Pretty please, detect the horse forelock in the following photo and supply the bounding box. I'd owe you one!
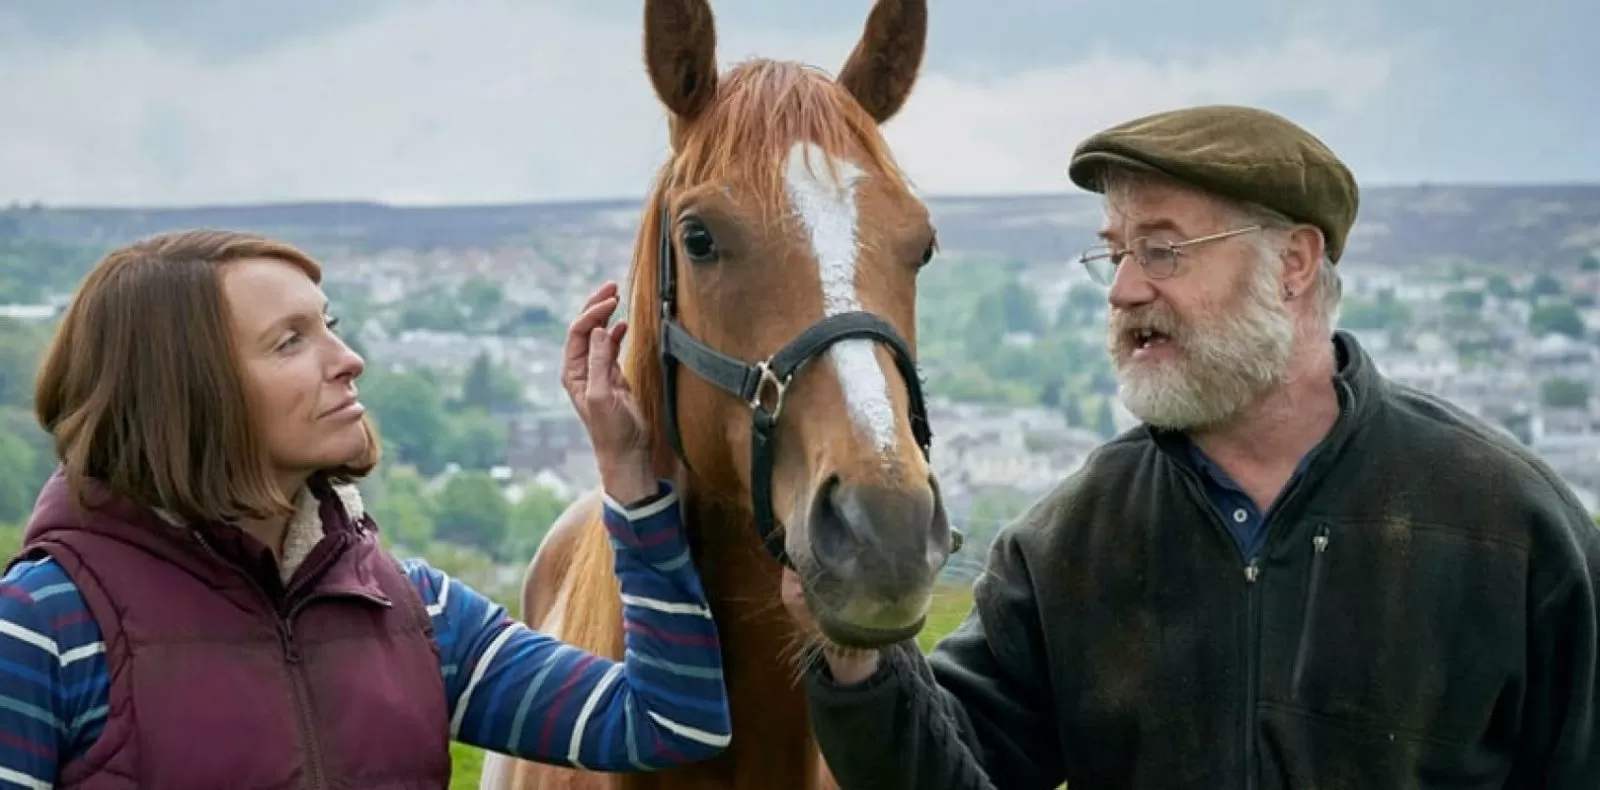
[668,58,913,221]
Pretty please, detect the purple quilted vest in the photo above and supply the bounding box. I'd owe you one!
[19,470,453,789]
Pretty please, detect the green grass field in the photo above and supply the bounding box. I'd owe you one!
[447,583,977,789]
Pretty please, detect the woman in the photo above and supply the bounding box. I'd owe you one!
[0,230,730,788]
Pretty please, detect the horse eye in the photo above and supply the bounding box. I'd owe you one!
[680,219,718,263]
[920,241,936,266]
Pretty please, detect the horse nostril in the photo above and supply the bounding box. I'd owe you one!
[807,474,859,572]
[807,476,943,591]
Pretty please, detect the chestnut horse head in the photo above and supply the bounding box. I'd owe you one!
[626,0,955,647]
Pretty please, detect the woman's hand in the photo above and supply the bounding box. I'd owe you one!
[563,282,654,504]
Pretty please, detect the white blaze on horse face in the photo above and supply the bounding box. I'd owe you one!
[783,141,898,454]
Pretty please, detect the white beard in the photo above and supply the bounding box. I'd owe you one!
[1109,258,1297,431]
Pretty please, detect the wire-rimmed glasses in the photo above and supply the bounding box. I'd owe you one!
[1078,225,1262,286]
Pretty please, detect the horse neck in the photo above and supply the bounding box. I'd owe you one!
[680,487,787,615]
[656,484,825,785]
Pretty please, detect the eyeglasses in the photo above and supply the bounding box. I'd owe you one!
[1078,225,1262,286]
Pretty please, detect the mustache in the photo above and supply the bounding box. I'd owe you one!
[1109,304,1185,340]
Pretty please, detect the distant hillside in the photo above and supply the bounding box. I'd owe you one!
[5,183,1600,272]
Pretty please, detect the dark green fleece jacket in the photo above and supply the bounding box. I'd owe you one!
[803,331,1600,790]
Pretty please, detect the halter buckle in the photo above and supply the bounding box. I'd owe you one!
[749,360,791,419]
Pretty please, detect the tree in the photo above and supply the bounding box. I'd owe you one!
[1580,253,1600,272]
[971,280,1046,338]
[1095,398,1117,438]
[1338,292,1411,331]
[362,369,450,473]
[1529,273,1564,298]
[502,305,559,337]
[398,290,468,332]
[434,471,509,555]
[0,409,56,485]
[0,318,46,408]
[460,353,495,413]
[1055,283,1104,328]
[443,409,507,471]
[458,352,524,413]
[1485,275,1515,299]
[964,489,1034,543]
[423,541,519,610]
[365,467,436,551]
[458,277,504,320]
[1540,376,1589,409]
[1441,289,1484,312]
[1529,302,1585,339]
[0,426,37,524]
[499,484,573,562]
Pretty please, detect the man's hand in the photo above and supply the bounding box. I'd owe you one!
[780,567,883,685]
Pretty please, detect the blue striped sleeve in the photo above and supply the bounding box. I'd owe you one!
[410,480,731,771]
[0,557,110,789]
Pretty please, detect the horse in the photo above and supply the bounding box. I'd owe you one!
[479,0,954,787]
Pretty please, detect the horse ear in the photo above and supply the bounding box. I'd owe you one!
[836,0,927,124]
[643,0,719,122]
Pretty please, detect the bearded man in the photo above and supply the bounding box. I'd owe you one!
[783,105,1600,790]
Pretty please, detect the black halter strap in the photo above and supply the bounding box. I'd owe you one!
[653,204,936,568]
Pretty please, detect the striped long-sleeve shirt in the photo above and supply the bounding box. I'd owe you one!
[0,480,729,788]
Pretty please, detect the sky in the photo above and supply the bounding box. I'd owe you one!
[0,0,1594,207]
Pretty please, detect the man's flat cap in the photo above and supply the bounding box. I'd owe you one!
[1067,105,1359,263]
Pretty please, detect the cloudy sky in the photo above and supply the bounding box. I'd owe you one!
[1,0,1593,207]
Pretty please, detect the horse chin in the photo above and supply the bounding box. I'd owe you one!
[814,610,927,651]
[795,568,933,650]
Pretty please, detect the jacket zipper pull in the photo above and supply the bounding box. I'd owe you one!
[1313,524,1330,553]
[1244,560,1260,583]
[279,621,301,663]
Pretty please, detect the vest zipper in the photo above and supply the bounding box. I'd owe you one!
[283,633,327,790]
[1290,524,1331,700]
[192,531,330,790]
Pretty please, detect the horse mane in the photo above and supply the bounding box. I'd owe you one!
[549,57,914,661]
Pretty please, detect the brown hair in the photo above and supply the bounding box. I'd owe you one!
[34,229,381,524]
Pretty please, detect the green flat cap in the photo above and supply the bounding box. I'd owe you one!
[1067,105,1359,263]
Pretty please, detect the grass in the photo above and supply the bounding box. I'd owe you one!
[447,584,977,789]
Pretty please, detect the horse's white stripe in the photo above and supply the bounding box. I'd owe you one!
[567,663,624,766]
[620,594,712,618]
[647,710,733,748]
[784,141,898,453]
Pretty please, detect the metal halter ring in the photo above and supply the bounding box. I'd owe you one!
[749,360,791,419]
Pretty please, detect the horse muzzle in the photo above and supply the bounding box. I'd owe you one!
[793,474,953,648]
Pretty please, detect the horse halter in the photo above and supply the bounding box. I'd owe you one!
[653,203,936,569]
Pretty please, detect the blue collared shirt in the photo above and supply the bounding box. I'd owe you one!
[1184,440,1317,561]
